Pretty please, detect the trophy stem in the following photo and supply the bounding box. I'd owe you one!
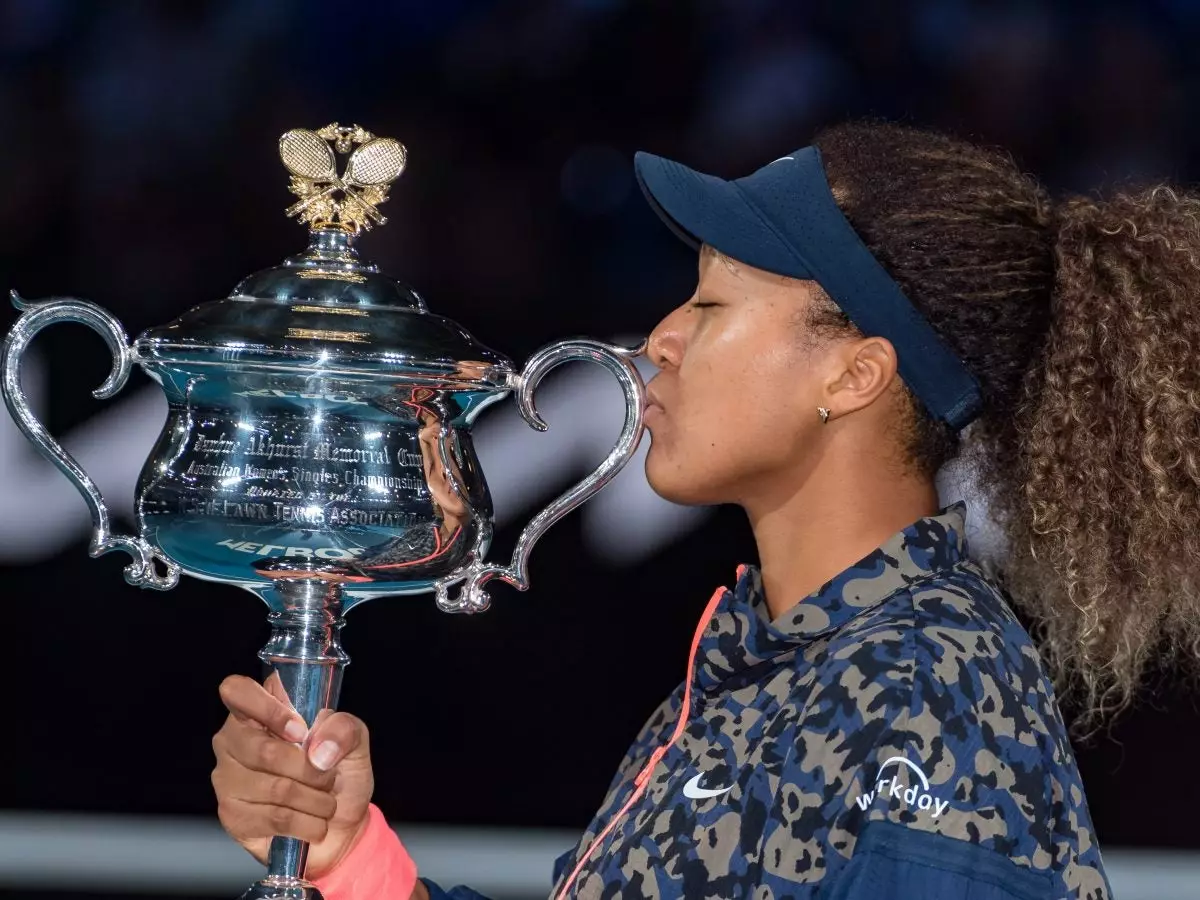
[240,580,349,900]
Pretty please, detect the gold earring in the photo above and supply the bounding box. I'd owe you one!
[817,407,830,424]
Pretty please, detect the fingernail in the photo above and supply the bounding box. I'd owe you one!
[310,741,340,771]
[283,719,308,743]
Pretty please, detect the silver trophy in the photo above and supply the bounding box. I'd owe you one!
[1,124,645,900]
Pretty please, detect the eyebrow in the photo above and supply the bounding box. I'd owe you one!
[701,244,741,277]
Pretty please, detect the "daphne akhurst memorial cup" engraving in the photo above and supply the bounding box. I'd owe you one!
[1,123,646,900]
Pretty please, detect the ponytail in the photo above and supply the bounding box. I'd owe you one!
[810,121,1200,728]
[1004,186,1200,725]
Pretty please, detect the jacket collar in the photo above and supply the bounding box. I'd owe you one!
[694,501,971,693]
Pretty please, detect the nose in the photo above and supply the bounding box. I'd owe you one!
[647,305,687,371]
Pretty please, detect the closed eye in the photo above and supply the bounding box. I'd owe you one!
[691,301,721,309]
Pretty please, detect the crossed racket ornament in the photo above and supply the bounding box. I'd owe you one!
[280,123,408,232]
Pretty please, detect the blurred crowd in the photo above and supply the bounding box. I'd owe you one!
[3,0,1200,856]
[0,0,1193,368]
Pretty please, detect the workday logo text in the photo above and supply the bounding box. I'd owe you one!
[853,756,950,819]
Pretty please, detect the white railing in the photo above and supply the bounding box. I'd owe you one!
[0,811,1194,899]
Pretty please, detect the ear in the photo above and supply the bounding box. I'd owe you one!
[821,335,900,416]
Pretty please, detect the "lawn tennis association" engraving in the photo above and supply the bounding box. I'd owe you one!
[180,497,421,529]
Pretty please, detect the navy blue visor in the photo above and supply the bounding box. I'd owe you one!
[634,146,983,432]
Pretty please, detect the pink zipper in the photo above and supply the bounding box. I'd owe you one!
[554,583,729,899]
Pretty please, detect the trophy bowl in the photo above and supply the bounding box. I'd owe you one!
[1,123,645,900]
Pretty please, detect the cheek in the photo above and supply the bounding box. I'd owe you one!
[646,327,816,501]
[686,326,812,437]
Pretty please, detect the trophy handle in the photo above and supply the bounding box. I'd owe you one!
[434,338,646,613]
[1,291,180,590]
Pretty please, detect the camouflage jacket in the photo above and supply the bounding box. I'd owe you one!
[421,503,1112,900]
[540,501,1112,900]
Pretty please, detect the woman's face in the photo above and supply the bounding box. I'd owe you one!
[644,246,842,508]
[417,411,468,520]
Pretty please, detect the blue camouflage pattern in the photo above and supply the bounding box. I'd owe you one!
[550,501,1111,899]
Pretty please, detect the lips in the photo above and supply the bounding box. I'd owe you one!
[645,383,667,427]
[645,382,666,413]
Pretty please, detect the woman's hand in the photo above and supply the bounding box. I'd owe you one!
[211,674,376,880]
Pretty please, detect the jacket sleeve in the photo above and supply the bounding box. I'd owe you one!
[420,879,493,900]
[825,821,1054,900]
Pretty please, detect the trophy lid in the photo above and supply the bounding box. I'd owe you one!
[134,124,514,390]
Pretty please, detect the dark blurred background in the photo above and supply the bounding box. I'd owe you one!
[2,1,1199,898]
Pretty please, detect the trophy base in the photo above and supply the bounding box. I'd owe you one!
[239,876,324,900]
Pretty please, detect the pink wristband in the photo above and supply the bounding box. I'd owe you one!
[311,804,419,900]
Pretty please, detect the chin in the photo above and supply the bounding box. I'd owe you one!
[644,450,724,507]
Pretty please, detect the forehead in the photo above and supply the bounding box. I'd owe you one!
[699,243,808,293]
[696,244,828,323]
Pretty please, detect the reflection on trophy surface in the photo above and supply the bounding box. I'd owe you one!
[1,122,645,900]
[247,387,476,585]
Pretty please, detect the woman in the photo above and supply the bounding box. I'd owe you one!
[211,121,1200,898]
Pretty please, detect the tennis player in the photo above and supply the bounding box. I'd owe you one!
[211,121,1200,898]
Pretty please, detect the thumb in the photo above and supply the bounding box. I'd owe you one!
[306,710,369,772]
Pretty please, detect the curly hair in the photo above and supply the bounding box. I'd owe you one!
[807,121,1200,729]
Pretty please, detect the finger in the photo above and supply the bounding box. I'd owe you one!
[217,796,330,846]
[307,711,369,772]
[212,757,337,821]
[216,726,336,791]
[219,675,308,743]
[263,671,292,707]
[265,674,337,748]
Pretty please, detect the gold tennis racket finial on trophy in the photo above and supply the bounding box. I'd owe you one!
[280,123,408,233]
